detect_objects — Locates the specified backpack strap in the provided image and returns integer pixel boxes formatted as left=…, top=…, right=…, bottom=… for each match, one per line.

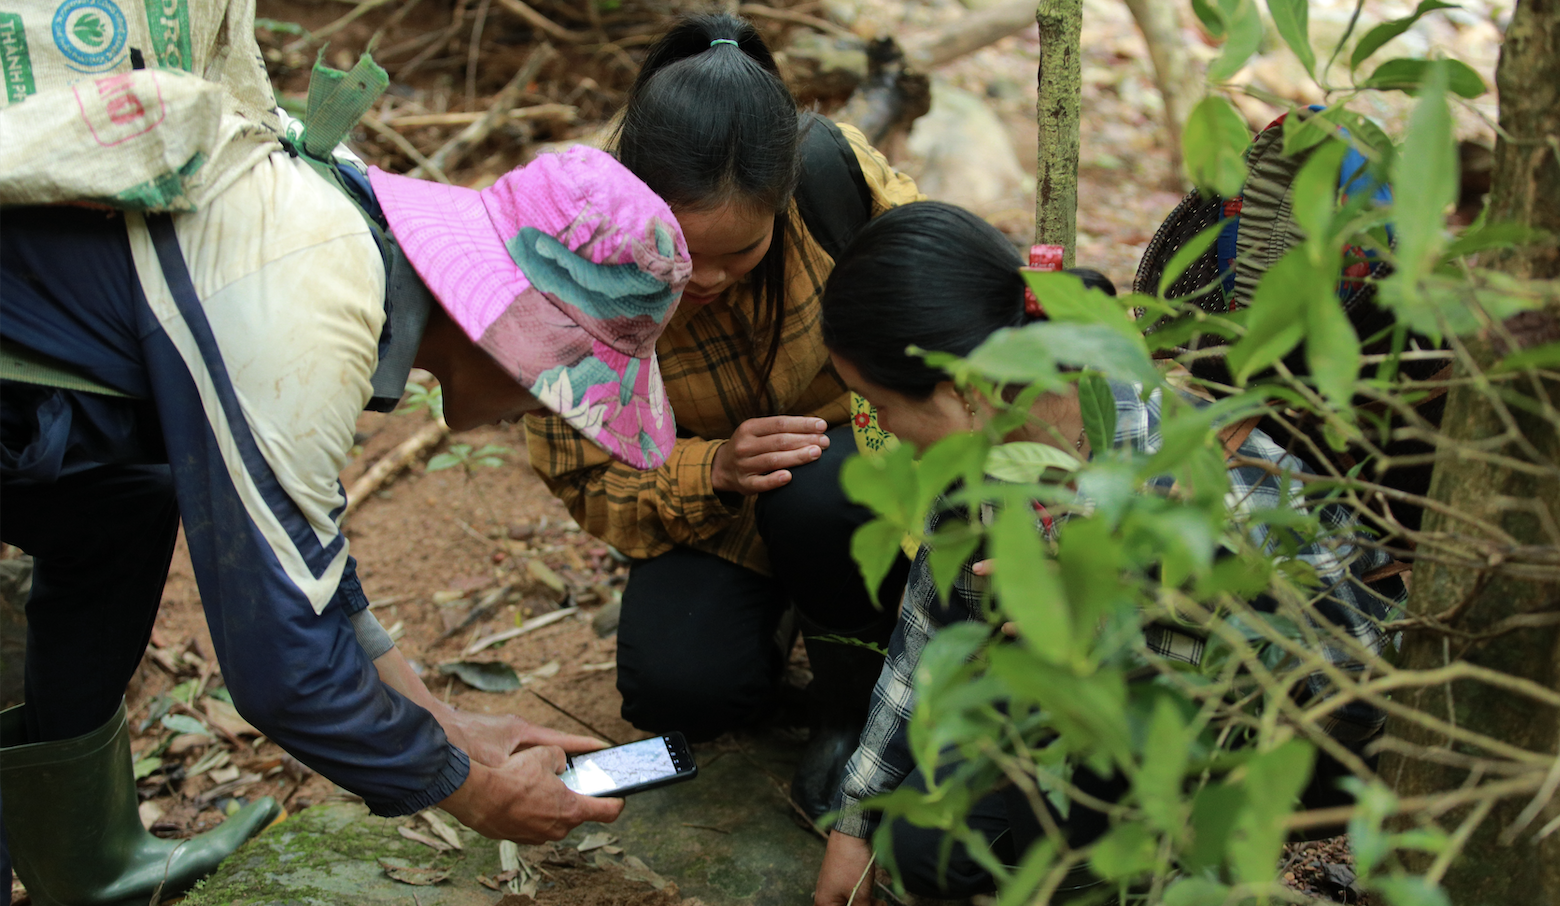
left=0, top=338, right=136, bottom=398
left=794, top=113, right=874, bottom=262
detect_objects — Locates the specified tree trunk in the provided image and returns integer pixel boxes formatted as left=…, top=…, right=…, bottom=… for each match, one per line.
left=1380, top=2, right=1560, bottom=899
left=1120, top=0, right=1198, bottom=190
left=1033, top=0, right=1081, bottom=264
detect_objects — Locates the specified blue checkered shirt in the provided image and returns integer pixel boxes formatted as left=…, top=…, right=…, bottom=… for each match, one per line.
left=832, top=380, right=1403, bottom=838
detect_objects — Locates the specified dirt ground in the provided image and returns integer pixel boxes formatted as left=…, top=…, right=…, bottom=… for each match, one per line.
left=7, top=0, right=1509, bottom=902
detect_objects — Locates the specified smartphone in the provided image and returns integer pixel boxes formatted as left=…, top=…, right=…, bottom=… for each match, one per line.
left=560, top=732, right=698, bottom=797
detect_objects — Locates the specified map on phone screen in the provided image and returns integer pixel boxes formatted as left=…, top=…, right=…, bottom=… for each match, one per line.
left=561, top=737, right=676, bottom=794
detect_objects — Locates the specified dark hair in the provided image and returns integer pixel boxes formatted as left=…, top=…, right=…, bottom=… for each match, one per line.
left=616, top=14, right=801, bottom=412
left=821, top=201, right=1116, bottom=398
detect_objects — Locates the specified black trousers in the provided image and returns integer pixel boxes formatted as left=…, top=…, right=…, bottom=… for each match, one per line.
left=616, top=425, right=908, bottom=740
left=0, top=463, right=181, bottom=743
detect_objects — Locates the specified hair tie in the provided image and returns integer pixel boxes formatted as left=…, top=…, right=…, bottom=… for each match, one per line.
left=709, top=38, right=738, bottom=48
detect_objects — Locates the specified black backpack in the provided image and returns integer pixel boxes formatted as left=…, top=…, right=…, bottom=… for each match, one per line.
left=1133, top=107, right=1448, bottom=532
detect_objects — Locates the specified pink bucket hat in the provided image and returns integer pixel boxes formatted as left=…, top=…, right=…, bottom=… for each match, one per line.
left=368, top=145, right=690, bottom=469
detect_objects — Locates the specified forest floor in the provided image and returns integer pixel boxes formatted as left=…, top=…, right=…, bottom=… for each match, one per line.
left=7, top=0, right=1509, bottom=903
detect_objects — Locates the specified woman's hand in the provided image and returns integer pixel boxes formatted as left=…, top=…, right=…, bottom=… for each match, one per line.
left=815, top=830, right=879, bottom=906
left=439, top=748, right=624, bottom=843
left=712, top=416, right=830, bottom=495
left=971, top=559, right=1020, bottom=638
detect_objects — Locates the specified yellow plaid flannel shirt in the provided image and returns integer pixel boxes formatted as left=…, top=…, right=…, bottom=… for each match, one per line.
left=525, top=122, right=922, bottom=575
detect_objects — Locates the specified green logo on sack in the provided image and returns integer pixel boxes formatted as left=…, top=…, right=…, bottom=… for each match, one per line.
left=73, top=12, right=106, bottom=46
left=0, top=13, right=35, bottom=102
left=141, top=0, right=192, bottom=72
left=52, top=0, right=127, bottom=72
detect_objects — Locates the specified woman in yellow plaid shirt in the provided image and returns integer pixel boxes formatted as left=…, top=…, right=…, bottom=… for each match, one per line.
left=524, top=13, right=922, bottom=820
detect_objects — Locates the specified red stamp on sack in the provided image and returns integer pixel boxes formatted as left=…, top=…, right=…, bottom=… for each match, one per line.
left=74, top=71, right=166, bottom=146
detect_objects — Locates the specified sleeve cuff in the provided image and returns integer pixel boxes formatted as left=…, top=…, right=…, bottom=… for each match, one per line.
left=832, top=794, right=880, bottom=838
left=363, top=744, right=470, bottom=817
left=349, top=608, right=396, bottom=662
left=661, top=437, right=738, bottom=539
left=332, top=556, right=372, bottom=617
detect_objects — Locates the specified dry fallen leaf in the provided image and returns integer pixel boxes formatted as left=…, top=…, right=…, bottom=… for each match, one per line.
left=397, top=825, right=452, bottom=852
left=203, top=698, right=259, bottom=737
left=419, top=809, right=463, bottom=850
left=575, top=831, right=617, bottom=852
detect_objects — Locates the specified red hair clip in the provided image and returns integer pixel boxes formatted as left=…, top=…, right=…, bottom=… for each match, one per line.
left=1021, top=244, right=1064, bottom=319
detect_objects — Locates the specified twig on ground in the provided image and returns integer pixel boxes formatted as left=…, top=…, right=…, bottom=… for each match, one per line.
left=464, top=606, right=579, bottom=655
left=434, top=580, right=521, bottom=643
left=526, top=688, right=621, bottom=744
left=737, top=3, right=856, bottom=40
left=395, top=0, right=468, bottom=80
left=360, top=114, right=452, bottom=184
left=409, top=42, right=557, bottom=180
left=342, top=417, right=451, bottom=525
left=466, top=0, right=492, bottom=107
left=382, top=104, right=577, bottom=128
left=493, top=0, right=594, bottom=43
left=367, top=0, right=427, bottom=52
left=289, top=0, right=398, bottom=51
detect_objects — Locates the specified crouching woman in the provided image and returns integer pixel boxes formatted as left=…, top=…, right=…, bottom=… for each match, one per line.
left=810, top=202, right=1402, bottom=904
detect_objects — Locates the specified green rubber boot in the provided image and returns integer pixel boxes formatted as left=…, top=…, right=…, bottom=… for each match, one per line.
left=0, top=702, right=280, bottom=906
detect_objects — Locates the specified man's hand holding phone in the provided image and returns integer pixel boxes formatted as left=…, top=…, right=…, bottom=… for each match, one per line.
left=440, top=742, right=625, bottom=843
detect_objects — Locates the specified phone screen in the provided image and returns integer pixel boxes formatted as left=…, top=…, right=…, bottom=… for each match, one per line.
left=561, top=737, right=681, bottom=795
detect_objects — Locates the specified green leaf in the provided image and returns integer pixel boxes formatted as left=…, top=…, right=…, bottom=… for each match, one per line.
left=1363, top=57, right=1486, bottom=98
left=925, top=528, right=982, bottom=605
left=1190, top=0, right=1226, bottom=38
left=425, top=452, right=463, bottom=472
left=1089, top=822, right=1158, bottom=880
left=1208, top=0, right=1264, bottom=82
left=1267, top=0, right=1315, bottom=75
left=990, top=504, right=1071, bottom=663
left=438, top=660, right=522, bottom=692
left=1185, top=782, right=1246, bottom=874
left=852, top=518, right=908, bottom=608
left=1158, top=218, right=1231, bottom=299
left=1444, top=222, right=1548, bottom=259
left=1019, top=270, right=1137, bottom=332
left=1305, top=290, right=1362, bottom=405
left=1373, top=876, right=1452, bottom=906
left=1350, top=1, right=1460, bottom=71
left=985, top=442, right=1079, bottom=483
left=134, top=756, right=164, bottom=780
left=1182, top=96, right=1251, bottom=198
left=973, top=324, right=1155, bottom=386
left=1227, top=739, right=1315, bottom=885
left=1289, top=140, right=1349, bottom=250
left=1077, top=373, right=1118, bottom=454
left=1226, top=249, right=1329, bottom=383
left=1133, top=697, right=1191, bottom=831
left=1162, top=877, right=1233, bottom=906
left=916, top=432, right=989, bottom=517
left=1382, top=62, right=1456, bottom=306
left=161, top=714, right=210, bottom=737
left=1497, top=340, right=1560, bottom=372
left=840, top=441, right=918, bottom=526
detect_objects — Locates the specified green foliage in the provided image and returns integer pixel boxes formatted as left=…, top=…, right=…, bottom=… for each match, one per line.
left=426, top=443, right=511, bottom=474
left=400, top=380, right=444, bottom=421
left=1182, top=96, right=1251, bottom=197
left=1362, top=58, right=1487, bottom=98
left=1266, top=0, right=1314, bottom=77
left=1348, top=1, right=1461, bottom=72
left=836, top=6, right=1552, bottom=904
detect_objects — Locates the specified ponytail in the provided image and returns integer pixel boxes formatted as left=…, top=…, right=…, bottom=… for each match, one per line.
left=616, top=14, right=802, bottom=412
